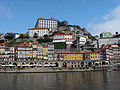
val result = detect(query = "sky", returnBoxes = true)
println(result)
[0,0,120,35]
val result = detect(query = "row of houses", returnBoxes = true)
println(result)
[0,41,54,62]
[0,41,120,62]
[54,51,103,61]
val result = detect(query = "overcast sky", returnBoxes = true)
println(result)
[0,0,120,35]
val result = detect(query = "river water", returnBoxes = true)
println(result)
[0,71,120,90]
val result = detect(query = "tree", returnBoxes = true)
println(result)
[0,40,5,44]
[18,34,25,39]
[58,31,65,34]
[54,42,66,49]
[62,20,68,26]
[4,34,14,40]
[43,34,48,38]
[24,34,30,38]
[33,33,38,38]
[43,38,53,42]
[10,39,16,44]
[37,37,44,43]
[52,31,58,36]
[58,20,68,27]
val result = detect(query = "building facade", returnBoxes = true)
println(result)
[101,44,120,60]
[98,37,120,48]
[35,17,58,32]
[0,47,15,62]
[100,32,112,38]
[28,28,49,38]
[53,34,75,44]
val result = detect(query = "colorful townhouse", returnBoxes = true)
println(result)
[89,51,102,60]
[42,45,48,60]
[16,42,33,61]
[101,44,120,60]
[16,41,43,61]
[0,46,15,62]
[55,50,103,61]
[55,52,84,61]
[48,44,54,61]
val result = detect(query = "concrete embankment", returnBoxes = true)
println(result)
[0,68,94,73]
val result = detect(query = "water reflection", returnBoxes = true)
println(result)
[0,71,120,90]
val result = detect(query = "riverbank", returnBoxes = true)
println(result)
[0,67,95,73]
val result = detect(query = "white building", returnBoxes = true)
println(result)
[7,32,21,38]
[53,34,74,44]
[98,37,120,48]
[35,17,58,32]
[48,44,54,61]
[28,28,49,37]
[100,32,112,38]
[79,36,87,45]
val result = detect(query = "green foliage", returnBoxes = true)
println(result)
[24,34,30,38]
[37,38,44,43]
[58,20,68,27]
[52,31,58,36]
[4,34,14,39]
[54,42,66,49]
[37,37,53,43]
[88,34,97,41]
[18,34,25,39]
[44,38,53,42]
[0,40,5,44]
[52,31,65,36]
[43,34,48,38]
[10,39,16,44]
[58,31,65,34]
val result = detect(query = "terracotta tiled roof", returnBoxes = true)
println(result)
[29,28,49,30]
[8,32,21,35]
[100,37,120,39]
[43,46,48,48]
[38,18,58,21]
[56,52,84,54]
[55,34,72,35]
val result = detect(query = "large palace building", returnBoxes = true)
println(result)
[28,17,58,37]
[35,17,58,32]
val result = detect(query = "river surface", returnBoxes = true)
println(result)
[0,71,120,90]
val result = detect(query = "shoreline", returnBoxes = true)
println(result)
[0,67,109,73]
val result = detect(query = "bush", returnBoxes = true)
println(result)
[54,42,66,49]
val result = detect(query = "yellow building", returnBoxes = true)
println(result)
[54,53,58,60]
[57,52,84,61]
[90,51,101,60]
[0,49,5,54]
[42,46,48,60]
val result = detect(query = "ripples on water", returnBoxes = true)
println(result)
[0,71,120,90]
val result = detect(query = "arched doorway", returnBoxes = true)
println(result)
[95,63,99,66]
[81,62,84,67]
[54,62,59,67]
[30,62,34,65]
[2,63,5,65]
[102,61,105,65]
[9,62,12,64]
[13,62,17,66]
[63,62,67,67]
[88,62,92,67]
[30,62,34,68]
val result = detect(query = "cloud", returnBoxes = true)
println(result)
[0,3,4,14]
[0,1,13,19]
[87,5,120,35]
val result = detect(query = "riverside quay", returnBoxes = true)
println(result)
[0,41,120,69]
[0,60,120,69]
